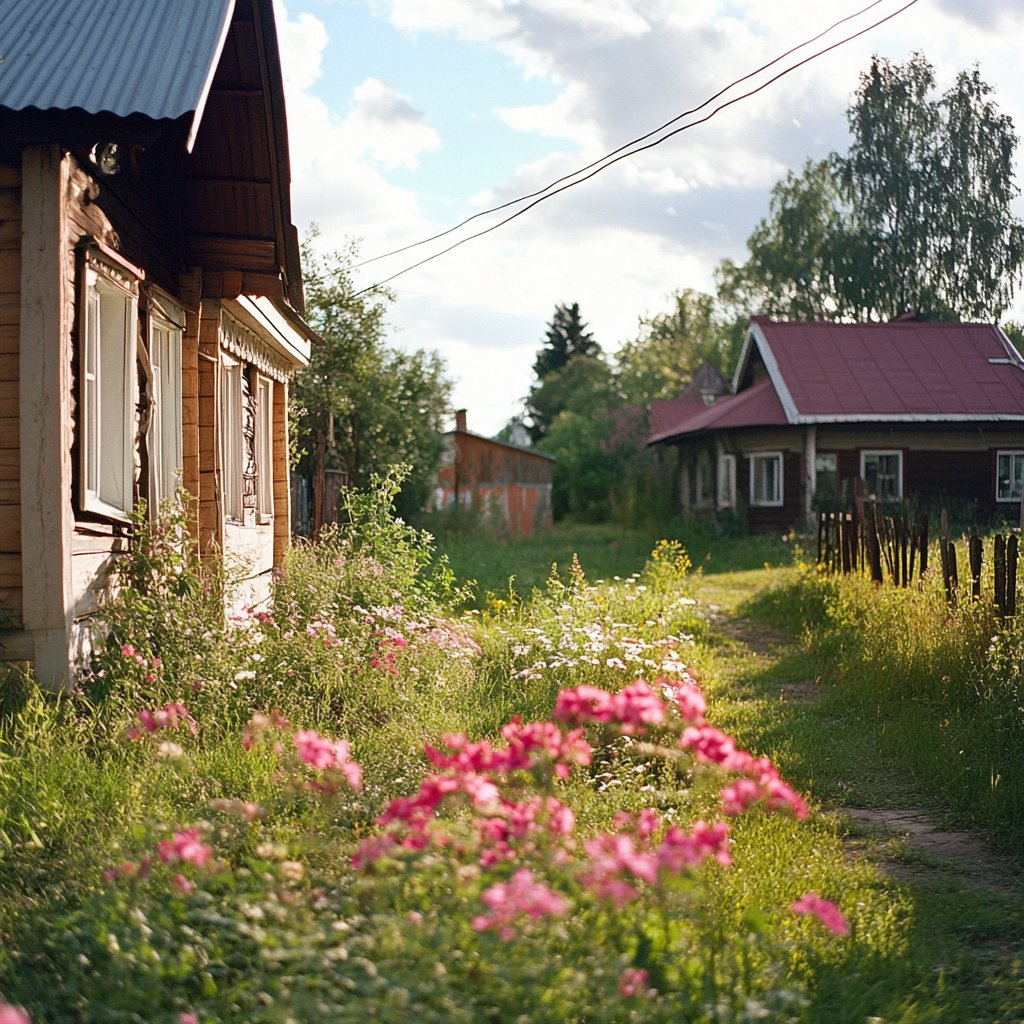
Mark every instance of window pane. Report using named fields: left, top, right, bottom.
left=997, top=452, right=1024, bottom=502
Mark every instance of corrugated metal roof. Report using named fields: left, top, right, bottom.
left=648, top=319, right=1024, bottom=444
left=755, top=319, right=1024, bottom=420
left=0, top=0, right=234, bottom=122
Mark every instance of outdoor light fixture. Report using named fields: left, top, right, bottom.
left=90, top=142, right=123, bottom=175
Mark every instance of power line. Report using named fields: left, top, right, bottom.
left=354, top=0, right=919, bottom=297
left=355, top=0, right=892, bottom=271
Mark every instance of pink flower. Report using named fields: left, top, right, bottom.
left=471, top=868, right=567, bottom=940
left=121, top=644, right=137, bottom=657
left=618, top=967, right=651, bottom=998
left=293, top=730, right=363, bottom=790
left=180, top=1014, right=200, bottom=1024
left=131, top=702, right=197, bottom=739
left=172, top=873, right=196, bottom=893
left=157, top=829, right=211, bottom=868
left=661, top=675, right=707, bottom=723
left=0, top=1004, right=31, bottom=1024
left=791, top=891, right=849, bottom=936
left=552, top=685, right=615, bottom=724
left=609, top=681, right=667, bottom=734
left=656, top=820, right=732, bottom=872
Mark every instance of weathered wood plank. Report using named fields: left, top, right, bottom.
left=0, top=415, right=19, bottom=450
left=0, top=506, right=21, bottom=551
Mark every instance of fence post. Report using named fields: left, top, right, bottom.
left=1008, top=535, right=1019, bottom=617
left=968, top=534, right=983, bottom=601
left=994, top=534, right=1007, bottom=616
left=866, top=506, right=884, bottom=584
left=917, top=512, right=929, bottom=578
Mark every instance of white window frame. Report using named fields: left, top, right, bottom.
left=749, top=452, right=783, bottom=507
left=860, top=449, right=903, bottom=502
left=717, top=453, right=736, bottom=510
left=255, top=374, right=274, bottom=521
left=147, top=295, right=184, bottom=511
left=79, top=256, right=139, bottom=520
left=995, top=450, right=1024, bottom=503
left=220, top=355, right=244, bottom=521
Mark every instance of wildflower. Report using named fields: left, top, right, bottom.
left=156, top=741, right=184, bottom=759
left=471, top=868, right=567, bottom=940
left=294, top=729, right=363, bottom=790
left=209, top=798, right=266, bottom=822
left=791, top=891, right=849, bottom=936
left=157, top=829, right=212, bottom=868
left=180, top=1014, right=200, bottom=1024
left=618, top=968, right=651, bottom=998
left=0, top=1003, right=31, bottom=1024
left=172, top=873, right=196, bottom=893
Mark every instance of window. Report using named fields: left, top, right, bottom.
left=220, top=356, right=243, bottom=520
left=996, top=451, right=1024, bottom=503
left=749, top=452, right=783, bottom=507
left=147, top=296, right=184, bottom=509
left=861, top=450, right=902, bottom=502
left=814, top=453, right=838, bottom=508
left=717, top=453, right=736, bottom=509
left=79, top=256, right=138, bottom=518
left=255, top=374, right=274, bottom=520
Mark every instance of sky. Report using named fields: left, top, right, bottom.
left=272, top=0, right=1024, bottom=436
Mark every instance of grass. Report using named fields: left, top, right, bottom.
left=1, top=501, right=1023, bottom=1022
left=691, top=556, right=1024, bottom=1022
left=429, top=516, right=791, bottom=603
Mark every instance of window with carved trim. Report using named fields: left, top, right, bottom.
left=255, top=374, right=274, bottom=520
left=220, top=355, right=243, bottom=521
left=78, top=248, right=140, bottom=518
left=146, top=293, right=184, bottom=509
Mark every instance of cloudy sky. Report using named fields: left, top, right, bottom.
left=273, top=0, right=1024, bottom=436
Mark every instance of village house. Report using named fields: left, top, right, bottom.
left=0, top=0, right=316, bottom=686
left=648, top=318, right=1024, bottom=531
left=435, top=410, right=554, bottom=536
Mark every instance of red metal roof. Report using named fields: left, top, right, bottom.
left=647, top=379, right=787, bottom=443
left=752, top=318, right=1024, bottom=420
left=649, top=319, right=1024, bottom=444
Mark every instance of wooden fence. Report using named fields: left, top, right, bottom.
left=816, top=508, right=1019, bottom=616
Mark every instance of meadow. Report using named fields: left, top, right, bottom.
left=1, top=483, right=1022, bottom=1022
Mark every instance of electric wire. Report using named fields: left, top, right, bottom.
left=354, top=0, right=892, bottom=270
left=354, top=0, right=919, bottom=296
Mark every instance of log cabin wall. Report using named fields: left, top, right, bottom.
left=0, top=158, right=22, bottom=630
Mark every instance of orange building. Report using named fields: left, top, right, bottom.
left=435, top=411, right=553, bottom=536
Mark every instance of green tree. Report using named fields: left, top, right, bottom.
left=294, top=237, right=453, bottom=528
left=615, top=289, right=744, bottom=407
left=526, top=303, right=604, bottom=442
left=719, top=53, right=1024, bottom=322
left=532, top=302, right=601, bottom=380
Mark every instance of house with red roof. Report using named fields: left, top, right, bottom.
left=648, top=318, right=1024, bottom=531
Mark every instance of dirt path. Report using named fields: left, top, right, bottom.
left=714, top=608, right=1021, bottom=897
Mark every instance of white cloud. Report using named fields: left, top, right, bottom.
left=278, top=0, right=1024, bottom=434
left=346, top=78, right=441, bottom=170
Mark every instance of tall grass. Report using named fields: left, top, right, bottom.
left=745, top=543, right=1024, bottom=848
left=1, top=495, right=1022, bottom=1022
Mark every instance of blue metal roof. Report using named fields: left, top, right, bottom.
left=0, top=0, right=234, bottom=122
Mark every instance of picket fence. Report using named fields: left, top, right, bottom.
left=816, top=509, right=1020, bottom=616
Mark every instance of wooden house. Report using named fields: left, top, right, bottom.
left=0, top=0, right=316, bottom=686
left=648, top=318, right=1024, bottom=531
left=435, top=410, right=554, bottom=536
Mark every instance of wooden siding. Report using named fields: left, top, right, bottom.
left=436, top=432, right=553, bottom=536
left=0, top=160, right=22, bottom=626
left=273, top=379, right=290, bottom=567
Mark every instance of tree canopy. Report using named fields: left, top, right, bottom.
left=718, top=53, right=1024, bottom=322
left=293, top=237, right=453, bottom=524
